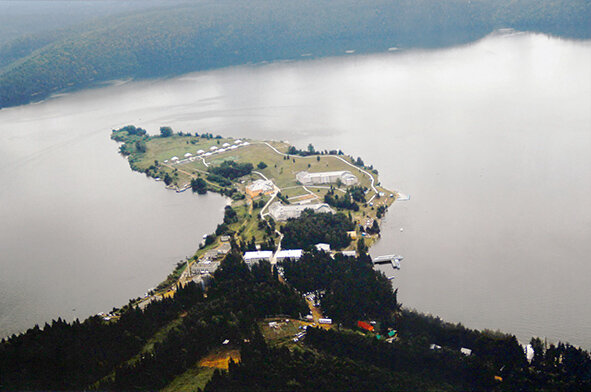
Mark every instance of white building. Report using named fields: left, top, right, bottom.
left=275, top=249, right=303, bottom=262
left=315, top=243, right=331, bottom=252
left=243, top=251, right=273, bottom=265
left=210, top=146, right=218, bottom=151
left=340, top=250, right=357, bottom=257
left=235, top=139, right=242, bottom=144
left=222, top=142, right=231, bottom=147
left=171, top=156, right=179, bottom=162
left=196, top=149, right=205, bottom=155
left=191, top=260, right=221, bottom=275
left=246, top=179, right=275, bottom=197
left=184, top=152, right=193, bottom=158
left=296, top=170, right=358, bottom=186
left=268, top=202, right=334, bottom=221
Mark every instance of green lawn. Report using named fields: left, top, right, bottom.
left=114, top=130, right=396, bottom=300
left=161, top=365, right=216, bottom=392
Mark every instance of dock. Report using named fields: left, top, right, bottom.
left=372, top=254, right=403, bottom=269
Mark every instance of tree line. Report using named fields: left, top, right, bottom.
left=280, top=210, right=354, bottom=250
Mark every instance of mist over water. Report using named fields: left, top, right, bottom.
left=0, top=32, right=589, bottom=348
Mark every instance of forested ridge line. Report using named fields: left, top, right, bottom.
left=0, top=0, right=589, bottom=109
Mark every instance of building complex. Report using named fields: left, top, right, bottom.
left=296, top=170, right=358, bottom=186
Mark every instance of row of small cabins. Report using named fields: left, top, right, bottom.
left=165, top=139, right=249, bottom=164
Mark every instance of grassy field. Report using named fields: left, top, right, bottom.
left=161, top=366, right=216, bottom=392
left=259, top=318, right=311, bottom=345
left=161, top=347, right=240, bottom=392
left=106, top=131, right=397, bottom=389
left=113, top=130, right=397, bottom=299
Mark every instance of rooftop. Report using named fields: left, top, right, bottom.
left=275, top=249, right=303, bottom=259
left=243, top=250, right=273, bottom=260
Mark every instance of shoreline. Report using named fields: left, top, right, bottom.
left=117, top=132, right=399, bottom=312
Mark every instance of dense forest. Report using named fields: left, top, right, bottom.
left=1, top=246, right=590, bottom=390
left=208, top=160, right=254, bottom=180
left=280, top=210, right=354, bottom=250
left=0, top=251, right=307, bottom=390
left=0, top=0, right=589, bottom=108
left=280, top=252, right=398, bottom=326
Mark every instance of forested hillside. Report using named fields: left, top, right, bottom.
left=1, top=246, right=589, bottom=390
left=0, top=0, right=589, bottom=109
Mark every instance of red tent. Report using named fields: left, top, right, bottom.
left=357, top=321, right=374, bottom=332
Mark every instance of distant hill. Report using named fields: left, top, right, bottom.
left=0, top=0, right=589, bottom=109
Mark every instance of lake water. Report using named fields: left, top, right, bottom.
left=0, top=102, right=228, bottom=337
left=1, top=31, right=589, bottom=348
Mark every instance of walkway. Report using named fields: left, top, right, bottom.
left=257, top=141, right=379, bottom=201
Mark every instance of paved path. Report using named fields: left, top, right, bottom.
left=259, top=191, right=278, bottom=219
left=258, top=141, right=379, bottom=200
left=252, top=170, right=269, bottom=180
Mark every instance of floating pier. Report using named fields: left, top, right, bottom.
left=396, top=192, right=411, bottom=201
left=372, top=254, right=403, bottom=269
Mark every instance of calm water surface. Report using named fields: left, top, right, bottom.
left=1, top=32, right=589, bottom=347
left=0, top=105, right=227, bottom=337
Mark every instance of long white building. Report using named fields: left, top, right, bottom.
left=268, top=201, right=334, bottom=221
left=275, top=249, right=303, bottom=262
left=296, top=170, right=358, bottom=186
left=243, top=250, right=273, bottom=266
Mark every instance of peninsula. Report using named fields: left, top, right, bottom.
left=1, top=126, right=588, bottom=391
left=111, top=125, right=398, bottom=302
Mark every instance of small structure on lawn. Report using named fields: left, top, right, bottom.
left=315, top=243, right=331, bottom=252
left=357, top=321, right=374, bottom=332
left=347, top=230, right=357, bottom=239
left=460, top=347, right=472, bottom=356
